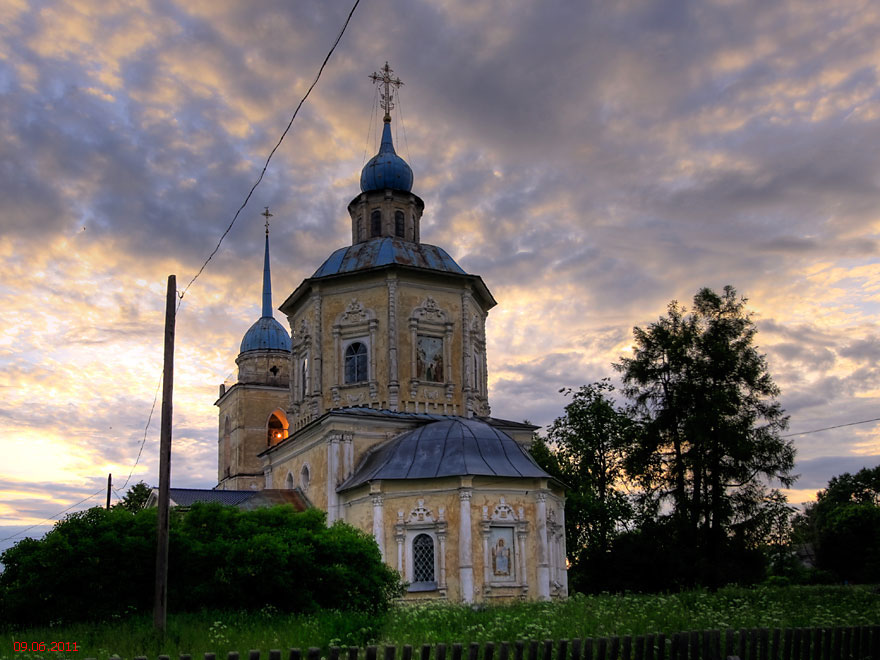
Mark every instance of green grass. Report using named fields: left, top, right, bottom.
left=2, top=586, right=879, bottom=660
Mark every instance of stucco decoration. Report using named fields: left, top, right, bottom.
left=395, top=499, right=448, bottom=596
left=332, top=298, right=379, bottom=405
left=481, top=497, right=530, bottom=597
left=409, top=298, right=454, bottom=400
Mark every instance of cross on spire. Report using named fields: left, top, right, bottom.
left=262, top=206, right=273, bottom=235
left=369, top=61, right=403, bottom=123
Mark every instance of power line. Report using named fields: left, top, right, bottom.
left=781, top=417, right=880, bottom=438
left=3, top=2, right=364, bottom=545
left=177, top=0, right=361, bottom=307
left=0, top=488, right=106, bottom=543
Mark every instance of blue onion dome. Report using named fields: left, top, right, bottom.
left=360, top=121, right=413, bottom=192
left=240, top=316, right=290, bottom=353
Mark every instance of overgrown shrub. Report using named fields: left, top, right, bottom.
left=0, top=503, right=402, bottom=626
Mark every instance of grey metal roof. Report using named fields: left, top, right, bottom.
left=338, top=417, right=551, bottom=491
left=313, top=237, right=466, bottom=278
left=168, top=488, right=256, bottom=506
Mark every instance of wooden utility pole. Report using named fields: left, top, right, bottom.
left=153, top=274, right=176, bottom=633
left=105, top=473, right=111, bottom=509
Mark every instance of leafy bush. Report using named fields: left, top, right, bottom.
left=0, top=503, right=402, bottom=626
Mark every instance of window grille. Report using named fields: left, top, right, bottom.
left=371, top=210, right=382, bottom=237
left=344, top=342, right=368, bottom=383
left=412, top=534, right=435, bottom=583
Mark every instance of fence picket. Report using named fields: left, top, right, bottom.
left=470, top=643, right=480, bottom=660
left=499, top=643, right=509, bottom=660
left=584, top=638, right=594, bottom=660
left=350, top=647, right=360, bottom=660
left=289, top=649, right=301, bottom=660
left=656, top=634, right=666, bottom=660
left=571, top=639, right=582, bottom=660
left=598, top=637, right=608, bottom=660
left=485, top=642, right=495, bottom=660
left=269, top=651, right=281, bottom=660
left=634, top=636, right=645, bottom=660
left=514, top=641, right=524, bottom=660
left=248, top=651, right=260, bottom=660
left=452, top=643, right=463, bottom=660
left=402, top=646, right=412, bottom=660
left=543, top=640, right=554, bottom=660
left=386, top=647, right=397, bottom=660
left=528, top=641, right=539, bottom=660
left=330, top=648, right=340, bottom=660
left=559, top=639, right=569, bottom=660
left=645, top=635, right=655, bottom=660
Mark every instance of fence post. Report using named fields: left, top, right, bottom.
left=330, top=648, right=340, bottom=660
left=571, top=639, right=582, bottom=660
left=514, top=641, right=524, bottom=660
left=499, top=643, right=510, bottom=660
left=289, top=649, right=302, bottom=660
left=485, top=642, right=496, bottom=660
left=228, top=653, right=239, bottom=660
left=470, top=643, right=481, bottom=660
left=453, top=643, right=463, bottom=660
left=584, top=639, right=594, bottom=660
left=402, top=646, right=412, bottom=660
left=349, top=648, right=360, bottom=660
left=249, top=650, right=260, bottom=660
left=437, top=644, right=447, bottom=660
left=367, top=646, right=378, bottom=660
left=645, top=635, right=655, bottom=660
left=308, top=649, right=320, bottom=660
left=597, top=638, right=608, bottom=660
left=422, top=645, right=432, bottom=660
left=269, top=652, right=281, bottom=660
left=623, top=637, right=632, bottom=660
left=386, top=645, right=397, bottom=660
left=543, top=640, right=554, bottom=660
left=558, top=639, right=569, bottom=660
left=656, top=634, right=666, bottom=660
left=528, top=641, right=539, bottom=660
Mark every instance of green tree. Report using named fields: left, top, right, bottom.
left=796, top=465, right=880, bottom=583
left=615, top=286, right=795, bottom=585
left=531, top=380, right=635, bottom=592
left=0, top=503, right=402, bottom=626
left=115, top=480, right=152, bottom=512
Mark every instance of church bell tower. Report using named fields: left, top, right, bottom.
left=216, top=210, right=291, bottom=490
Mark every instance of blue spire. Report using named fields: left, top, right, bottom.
left=262, top=232, right=272, bottom=318
left=239, top=212, right=290, bottom=354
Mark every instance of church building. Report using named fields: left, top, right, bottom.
left=214, top=64, right=567, bottom=602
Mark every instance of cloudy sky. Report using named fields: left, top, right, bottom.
left=2, top=0, right=879, bottom=552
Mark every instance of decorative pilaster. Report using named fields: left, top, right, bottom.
left=437, top=507, right=448, bottom=596
left=372, top=490, right=385, bottom=561
left=387, top=276, right=399, bottom=410
left=481, top=505, right=491, bottom=596
left=459, top=488, right=474, bottom=603
left=559, top=503, right=569, bottom=596
left=461, top=290, right=473, bottom=417
left=368, top=318, right=379, bottom=401
left=535, top=492, right=550, bottom=600
left=264, top=466, right=273, bottom=489
left=342, top=433, right=353, bottom=480
left=395, top=510, right=405, bottom=579
left=327, top=435, right=340, bottom=523
left=517, top=506, right=528, bottom=597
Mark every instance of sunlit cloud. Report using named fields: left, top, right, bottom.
left=2, top=0, right=880, bottom=555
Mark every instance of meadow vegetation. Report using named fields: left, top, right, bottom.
left=3, top=585, right=879, bottom=660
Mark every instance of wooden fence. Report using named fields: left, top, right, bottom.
left=118, top=626, right=880, bottom=660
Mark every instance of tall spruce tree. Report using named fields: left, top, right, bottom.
left=615, top=286, right=795, bottom=584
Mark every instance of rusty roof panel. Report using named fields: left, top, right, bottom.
left=313, top=237, right=467, bottom=278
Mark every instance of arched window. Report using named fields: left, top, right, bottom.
left=412, top=534, right=435, bottom=583
left=300, top=464, right=311, bottom=490
left=267, top=413, right=285, bottom=446
left=357, top=216, right=364, bottom=242
left=344, top=342, right=368, bottom=384
left=285, top=472, right=294, bottom=489
left=370, top=210, right=382, bottom=237
left=394, top=210, right=405, bottom=238
left=223, top=416, right=231, bottom=477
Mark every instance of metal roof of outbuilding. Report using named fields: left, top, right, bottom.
left=338, top=417, right=551, bottom=491
left=313, top=237, right=466, bottom=278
